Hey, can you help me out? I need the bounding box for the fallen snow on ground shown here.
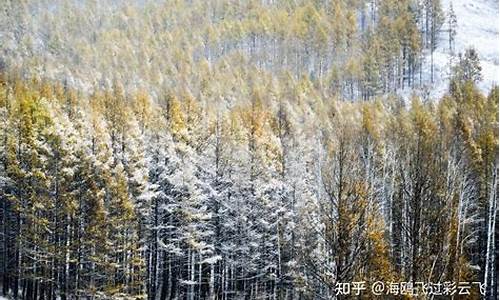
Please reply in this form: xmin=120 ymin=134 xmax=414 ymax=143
xmin=406 ymin=0 xmax=499 ymax=99
xmin=444 ymin=0 xmax=498 ymax=90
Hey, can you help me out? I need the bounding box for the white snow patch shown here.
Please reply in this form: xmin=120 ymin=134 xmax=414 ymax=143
xmin=444 ymin=0 xmax=498 ymax=91
xmin=404 ymin=0 xmax=499 ymax=99
xmin=202 ymin=255 xmax=222 ymax=264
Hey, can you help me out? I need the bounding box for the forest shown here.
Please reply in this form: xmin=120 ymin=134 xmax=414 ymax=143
xmin=0 ymin=0 xmax=498 ymax=299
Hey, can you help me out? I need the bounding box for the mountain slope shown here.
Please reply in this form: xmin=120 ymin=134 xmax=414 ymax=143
xmin=430 ymin=0 xmax=498 ymax=96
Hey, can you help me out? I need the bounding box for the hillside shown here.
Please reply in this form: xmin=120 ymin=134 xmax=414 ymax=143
xmin=421 ymin=0 xmax=499 ymax=97
xmin=1 ymin=0 xmax=496 ymax=102
xmin=0 ymin=0 xmax=497 ymax=102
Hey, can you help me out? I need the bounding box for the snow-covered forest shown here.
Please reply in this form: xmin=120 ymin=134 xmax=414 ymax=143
xmin=0 ymin=0 xmax=498 ymax=299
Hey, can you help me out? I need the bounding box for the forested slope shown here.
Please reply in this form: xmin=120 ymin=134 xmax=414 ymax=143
xmin=0 ymin=0 xmax=463 ymax=100
xmin=0 ymin=0 xmax=498 ymax=299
